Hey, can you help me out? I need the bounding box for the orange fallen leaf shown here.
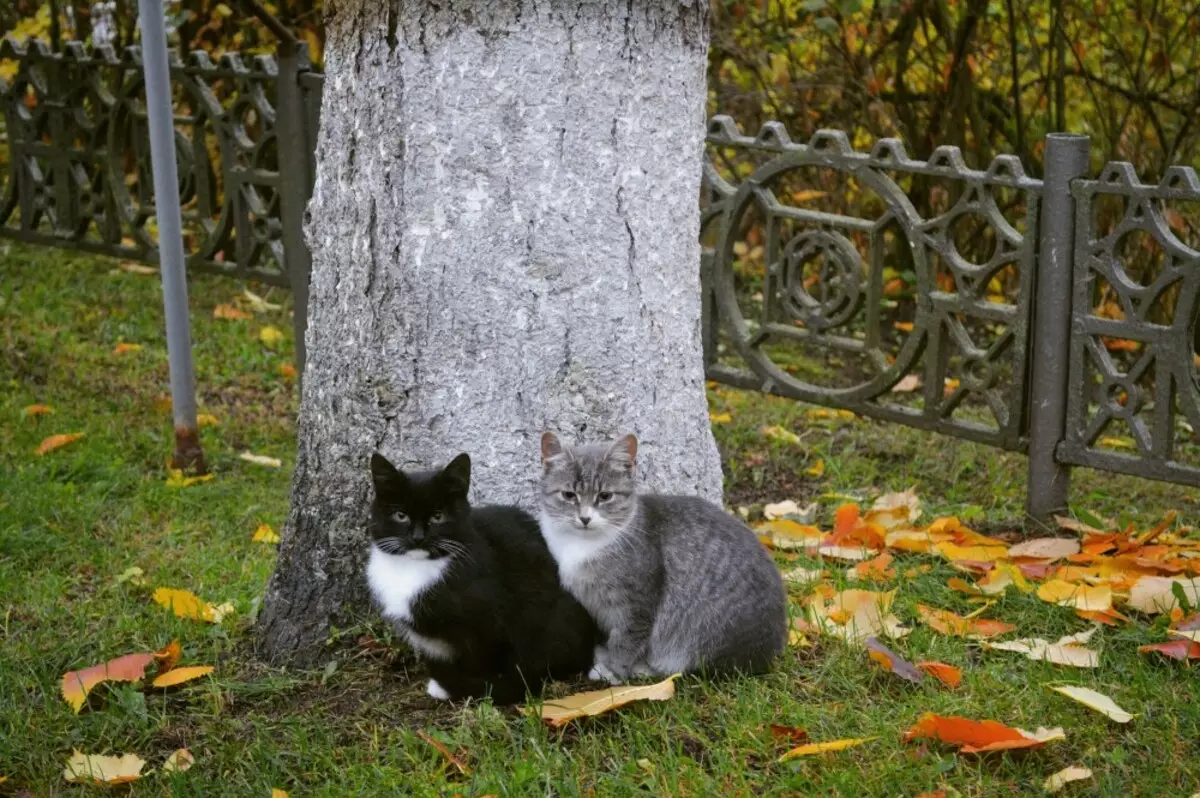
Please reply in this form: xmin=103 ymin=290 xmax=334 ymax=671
xmin=61 ymin=653 xmax=156 ymax=713
xmin=537 ymin=674 xmax=678 ymax=727
xmin=779 ymin=737 xmax=875 ymax=760
xmin=62 ymin=751 xmax=146 ymax=784
xmin=113 ymin=342 xmax=143 ymax=355
xmin=154 ymin=640 xmax=182 ymax=671
xmin=36 ymin=433 xmax=84 ymax=455
xmin=916 ymin=604 xmax=1016 ymax=639
xmin=916 ymin=661 xmax=962 ymax=688
xmin=416 ymin=729 xmax=471 ymax=775
xmin=850 ymin=552 xmax=896 ymax=582
xmin=152 ymin=665 xmax=214 ymax=688
xmin=23 ymin=404 xmax=54 ymax=417
xmin=757 ymin=519 xmax=823 ymax=550
xmin=1076 ymin=608 xmax=1130 ymax=626
xmin=279 ymin=363 xmax=298 ymax=381
xmin=894 ymin=321 xmax=915 ymax=333
xmin=865 ymin=637 xmax=924 ymax=683
xmin=213 ymin=303 xmax=252 ymax=320
xmin=903 ymin=713 xmax=1065 ymax=754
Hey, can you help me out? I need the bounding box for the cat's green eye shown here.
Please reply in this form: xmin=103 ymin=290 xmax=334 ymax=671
xmin=430 ymin=512 xmax=446 ymax=524
xmin=597 ymin=491 xmax=613 ymax=502
xmin=560 ymin=491 xmax=577 ymax=502
xmin=390 ymin=511 xmax=409 ymax=523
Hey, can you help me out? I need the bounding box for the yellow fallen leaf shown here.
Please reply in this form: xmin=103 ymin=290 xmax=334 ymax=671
xmin=805 ymin=459 xmax=825 ymax=477
xmin=152 ymin=588 xmax=232 ymax=624
xmin=119 ymin=261 xmax=157 ymax=275
xmin=166 ymin=469 xmax=215 ymax=488
xmin=709 ymin=412 xmax=732 ymax=424
xmin=763 ymin=500 xmax=815 ymax=521
xmin=1127 ymin=576 xmax=1200 ymax=615
xmin=1044 ymin=765 xmax=1093 ymax=792
xmin=1008 ymin=537 xmax=1080 ymax=560
xmin=113 ymin=342 xmax=143 ymax=355
xmin=779 ymin=737 xmax=875 ymax=760
xmin=196 ymin=413 xmax=220 ymax=428
xmin=934 ymin=541 xmax=1009 ymax=562
xmin=761 ymin=425 xmax=800 ymax=445
xmin=1036 ymin=580 xmax=1113 ymax=611
xmin=35 ymin=433 xmax=84 ymax=455
xmin=272 ymin=790 xmax=289 ymax=798
xmin=116 ymin=566 xmax=146 ymax=586
xmin=23 ymin=404 xmax=54 ymax=417
xmin=62 ymin=751 xmax=146 ymax=784
xmin=757 ymin=519 xmax=822 ymax=550
xmin=244 ymin=289 xmax=282 ymax=311
xmin=537 ymin=674 xmax=678 ymax=727
xmin=808 ymin=589 xmax=908 ymax=644
xmin=240 ymin=451 xmax=283 ymax=468
xmin=783 ymin=566 xmax=826 ymax=584
xmin=1049 ymin=685 xmax=1133 ymax=723
xmin=259 ymin=326 xmax=285 ymax=346
xmin=162 ymin=748 xmax=194 ymax=773
xmin=152 ymin=665 xmax=214 ymax=688
xmin=252 ymin=523 xmax=281 ymax=544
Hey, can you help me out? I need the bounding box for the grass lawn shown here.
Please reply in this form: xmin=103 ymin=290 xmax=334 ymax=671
xmin=1 ymin=240 xmax=1197 ymax=796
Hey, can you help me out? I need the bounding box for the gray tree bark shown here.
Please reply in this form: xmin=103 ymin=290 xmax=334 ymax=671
xmin=257 ymin=0 xmax=722 ymax=664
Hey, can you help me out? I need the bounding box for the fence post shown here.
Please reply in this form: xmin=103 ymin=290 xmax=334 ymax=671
xmin=136 ymin=0 xmax=206 ymax=472
xmin=1025 ymin=133 xmax=1090 ymax=527
xmin=274 ymin=41 xmax=315 ymax=385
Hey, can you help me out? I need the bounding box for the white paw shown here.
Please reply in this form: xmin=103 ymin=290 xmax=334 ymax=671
xmin=587 ymin=662 xmax=622 ymax=685
xmin=426 ymin=679 xmax=450 ymax=700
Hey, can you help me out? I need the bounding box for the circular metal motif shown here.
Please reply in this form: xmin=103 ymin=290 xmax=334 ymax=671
xmin=777 ymin=229 xmax=863 ymax=332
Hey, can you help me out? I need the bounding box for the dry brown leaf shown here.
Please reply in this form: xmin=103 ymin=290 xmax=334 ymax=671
xmin=538 ymin=674 xmax=678 ymax=727
xmin=35 ymin=433 xmax=84 ymax=455
xmin=62 ymin=751 xmax=146 ymax=784
xmin=416 ymin=729 xmax=471 ymax=775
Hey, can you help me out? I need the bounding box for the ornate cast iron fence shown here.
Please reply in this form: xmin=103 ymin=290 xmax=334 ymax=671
xmin=2 ymin=37 xmax=1197 ymax=520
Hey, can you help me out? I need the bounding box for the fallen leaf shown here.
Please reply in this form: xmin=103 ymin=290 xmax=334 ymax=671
xmin=1044 ymin=765 xmax=1093 ymax=793
xmin=916 ymin=661 xmax=962 ymax=688
xmin=538 ymin=674 xmax=678 ymax=727
xmin=154 ymin=640 xmax=182 ymax=671
xmin=782 ymin=566 xmax=826 ymax=584
xmin=865 ymin=637 xmax=924 ymax=683
xmin=779 ymin=737 xmax=875 ymax=760
xmin=23 ymin=404 xmax=53 ymax=417
xmin=867 ymin=488 xmax=922 ymax=525
xmin=243 ymin=289 xmax=282 ymax=311
xmin=903 ymin=713 xmax=1065 ymax=754
xmin=272 ymin=790 xmax=289 ymax=798
xmin=62 ymin=751 xmax=146 ymax=784
xmin=165 ymin=469 xmax=214 ymax=488
xmin=935 ymin=541 xmax=1009 ymax=563
xmin=769 ymin=724 xmax=809 ymax=743
xmin=891 ymin=374 xmax=921 ymax=393
xmin=849 ymin=552 xmax=896 ymax=582
xmin=279 ymin=363 xmax=298 ymax=381
xmin=986 ymin=629 xmax=1099 ymax=668
xmin=916 ymin=604 xmax=1016 ymax=639
xmin=416 ymin=729 xmax=471 ymax=775
xmin=152 ymin=588 xmax=232 ymax=624
xmin=240 ymin=451 xmax=283 ymax=468
xmin=152 ymin=665 xmax=214 ymax=688
xmin=757 ymin=519 xmax=823 ymax=550
xmin=805 ymin=458 xmax=825 ymax=477
xmin=808 ymin=589 xmax=908 ymax=644
xmin=1138 ymin=639 xmax=1200 ymax=661
xmin=196 ymin=413 xmax=220 ymax=428
xmin=1076 ymin=608 xmax=1130 ymax=626
xmin=252 ymin=524 xmax=281 ymax=544
xmin=1049 ymin=685 xmax=1133 ymax=723
xmin=116 ymin=566 xmax=146 ymax=587
xmin=35 ymin=433 xmax=84 ymax=455
xmin=213 ymin=303 xmax=252 ymax=320
xmin=61 ymin=653 xmax=155 ymax=713
xmin=764 ymin=500 xmax=813 ymax=521
xmin=1126 ymin=576 xmax=1200 ymax=614
xmin=1008 ymin=537 xmax=1080 ymax=560
xmin=1036 ymin=580 xmax=1113 ymax=611
xmin=805 ymin=407 xmax=857 ymax=421
xmin=119 ymin=261 xmax=157 ymax=275
xmin=113 ymin=342 xmax=143 ymax=355
xmin=761 ymin=425 xmax=800 ymax=445
xmin=259 ymin=326 xmax=285 ymax=347
xmin=162 ymin=748 xmax=194 ymax=773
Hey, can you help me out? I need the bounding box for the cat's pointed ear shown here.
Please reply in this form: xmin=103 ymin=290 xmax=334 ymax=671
xmin=370 ymin=452 xmax=406 ymax=493
xmin=606 ymin=434 xmax=638 ymax=471
xmin=440 ymin=453 xmax=471 ymax=496
xmin=541 ymin=432 xmax=566 ymax=468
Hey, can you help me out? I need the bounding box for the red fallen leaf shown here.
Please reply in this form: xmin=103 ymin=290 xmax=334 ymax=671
xmin=903 ymin=713 xmax=1065 ymax=754
xmin=916 ymin=661 xmax=963 ymax=688
xmin=769 ymin=724 xmax=809 ymax=744
xmin=1138 ymin=639 xmax=1200 ymax=661
xmin=948 ymin=559 xmax=996 ymax=574
xmin=1177 ymin=614 xmax=1200 ymax=632
xmin=1017 ymin=561 xmax=1056 ymax=580
xmin=865 ymin=637 xmax=924 ymax=684
xmin=62 ymin=653 xmax=155 ymax=713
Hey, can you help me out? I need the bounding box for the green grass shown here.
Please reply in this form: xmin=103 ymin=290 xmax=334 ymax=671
xmin=1 ymin=240 xmax=1197 ymax=796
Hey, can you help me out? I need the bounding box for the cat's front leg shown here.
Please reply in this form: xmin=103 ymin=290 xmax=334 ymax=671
xmin=589 ymin=634 xmax=647 ymax=684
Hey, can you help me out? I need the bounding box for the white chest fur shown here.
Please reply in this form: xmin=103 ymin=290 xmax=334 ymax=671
xmin=366 ymin=547 xmax=455 ymax=661
xmin=538 ymin=513 xmax=618 ymax=586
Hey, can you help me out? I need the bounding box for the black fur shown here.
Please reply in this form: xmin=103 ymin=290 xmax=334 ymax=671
xmin=368 ymin=452 xmax=599 ymax=704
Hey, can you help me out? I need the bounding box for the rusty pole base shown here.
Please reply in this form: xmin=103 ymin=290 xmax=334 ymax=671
xmin=171 ymin=425 xmax=208 ymax=474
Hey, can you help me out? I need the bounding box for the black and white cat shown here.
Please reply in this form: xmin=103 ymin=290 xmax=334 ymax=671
xmin=366 ymin=451 xmax=599 ymax=703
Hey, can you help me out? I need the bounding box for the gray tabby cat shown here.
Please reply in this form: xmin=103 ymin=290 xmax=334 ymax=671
xmin=537 ymin=432 xmax=787 ymax=683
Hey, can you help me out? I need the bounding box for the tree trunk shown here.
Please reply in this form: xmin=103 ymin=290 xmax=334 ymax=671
xmin=257 ymin=0 xmax=722 ymax=664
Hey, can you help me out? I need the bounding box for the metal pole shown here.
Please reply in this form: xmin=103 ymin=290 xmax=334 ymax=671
xmin=137 ymin=0 xmax=206 ymax=472
xmin=1025 ymin=132 xmax=1089 ymax=527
